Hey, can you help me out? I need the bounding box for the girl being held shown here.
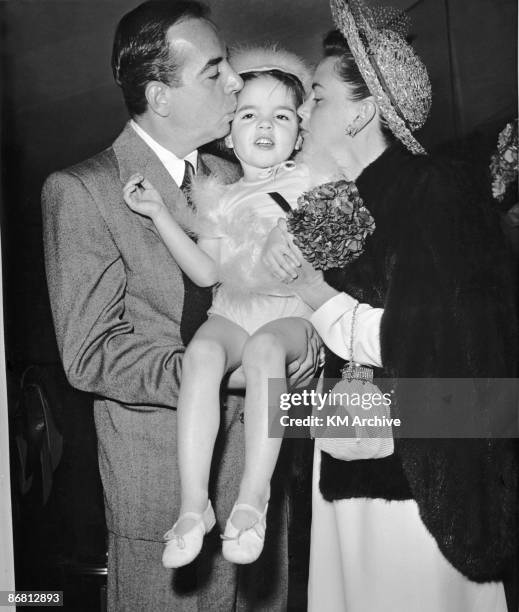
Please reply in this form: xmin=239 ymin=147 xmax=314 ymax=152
xmin=124 ymin=48 xmax=317 ymax=567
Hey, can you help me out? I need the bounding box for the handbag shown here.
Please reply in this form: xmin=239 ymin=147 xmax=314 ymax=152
xmin=311 ymin=302 xmax=394 ymax=460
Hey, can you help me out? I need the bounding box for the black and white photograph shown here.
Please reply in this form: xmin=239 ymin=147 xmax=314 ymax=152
xmin=0 ymin=1 xmax=517 ymax=610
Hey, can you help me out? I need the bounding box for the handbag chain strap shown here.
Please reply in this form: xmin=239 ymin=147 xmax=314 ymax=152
xmin=341 ymin=301 xmax=374 ymax=383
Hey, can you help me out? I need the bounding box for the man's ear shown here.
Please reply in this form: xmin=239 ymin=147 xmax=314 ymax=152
xmin=144 ymin=81 xmax=170 ymax=117
xmin=224 ymin=134 xmax=234 ymax=149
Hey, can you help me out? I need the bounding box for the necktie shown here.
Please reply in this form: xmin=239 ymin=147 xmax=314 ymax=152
xmin=179 ymin=158 xmax=213 ymax=345
xmin=180 ymin=160 xmax=195 ymax=202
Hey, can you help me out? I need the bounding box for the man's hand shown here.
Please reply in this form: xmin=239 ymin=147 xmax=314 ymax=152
xmin=226 ymin=321 xmax=323 ymax=391
xmin=286 ymin=320 xmax=323 ymax=389
xmin=123 ymin=173 xmax=167 ymax=220
xmin=261 ymin=219 xmax=302 ymax=281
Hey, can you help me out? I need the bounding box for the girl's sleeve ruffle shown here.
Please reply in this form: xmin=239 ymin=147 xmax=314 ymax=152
xmin=186 ymin=175 xmax=231 ymax=238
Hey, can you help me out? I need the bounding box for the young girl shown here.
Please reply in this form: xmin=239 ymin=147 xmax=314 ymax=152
xmin=123 ymin=48 xmax=314 ymax=567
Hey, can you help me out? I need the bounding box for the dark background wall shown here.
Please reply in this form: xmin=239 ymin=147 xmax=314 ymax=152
xmin=0 ymin=0 xmax=517 ymax=369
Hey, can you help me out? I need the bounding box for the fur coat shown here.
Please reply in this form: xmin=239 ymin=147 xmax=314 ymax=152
xmin=320 ymin=143 xmax=518 ymax=583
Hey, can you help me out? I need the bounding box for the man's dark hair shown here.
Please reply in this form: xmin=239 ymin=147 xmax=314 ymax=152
xmin=112 ymin=1 xmax=210 ymax=116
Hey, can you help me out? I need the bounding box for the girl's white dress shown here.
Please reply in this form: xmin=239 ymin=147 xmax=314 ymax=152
xmin=192 ymin=162 xmax=313 ymax=334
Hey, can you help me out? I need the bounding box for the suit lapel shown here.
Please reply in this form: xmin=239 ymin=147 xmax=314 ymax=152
xmin=113 ymin=123 xmax=190 ymax=236
xmin=199 ymin=151 xmax=241 ymax=184
xmin=112 ymin=125 xmax=233 ymax=345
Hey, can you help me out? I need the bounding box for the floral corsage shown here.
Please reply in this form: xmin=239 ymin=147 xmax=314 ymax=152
xmin=286 ymin=180 xmax=375 ymax=270
xmin=490 ymin=119 xmax=518 ymax=204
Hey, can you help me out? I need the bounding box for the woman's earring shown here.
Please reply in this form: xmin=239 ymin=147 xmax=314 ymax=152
xmin=345 ymin=123 xmax=359 ymax=137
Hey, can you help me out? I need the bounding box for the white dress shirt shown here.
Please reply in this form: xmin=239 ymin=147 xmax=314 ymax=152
xmin=310 ymin=292 xmax=383 ymax=367
xmin=130 ymin=119 xmax=198 ymax=187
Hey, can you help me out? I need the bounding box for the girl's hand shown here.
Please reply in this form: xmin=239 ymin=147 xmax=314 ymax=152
xmin=262 ymin=219 xmax=302 ymax=281
xmin=123 ymin=173 xmax=166 ymax=220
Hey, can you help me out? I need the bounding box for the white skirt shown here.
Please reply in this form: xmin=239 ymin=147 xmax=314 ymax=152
xmin=308 ymin=446 xmax=507 ymax=612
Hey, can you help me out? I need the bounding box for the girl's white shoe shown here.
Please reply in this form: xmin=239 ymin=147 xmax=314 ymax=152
xmin=221 ymin=502 xmax=268 ymax=564
xmin=162 ymin=501 xmax=216 ymax=568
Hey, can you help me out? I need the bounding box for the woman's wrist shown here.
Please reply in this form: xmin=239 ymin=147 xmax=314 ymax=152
xmin=296 ymin=278 xmax=339 ymax=310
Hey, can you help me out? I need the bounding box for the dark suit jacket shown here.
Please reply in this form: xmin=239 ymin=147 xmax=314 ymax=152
xmin=42 ymin=123 xmax=240 ymax=539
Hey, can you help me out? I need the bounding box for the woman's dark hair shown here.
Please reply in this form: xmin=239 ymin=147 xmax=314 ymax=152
xmin=240 ymin=69 xmax=306 ymax=109
xmin=323 ymin=30 xmax=394 ymax=142
xmin=112 ymin=1 xmax=210 ymax=117
xmin=323 ymin=30 xmax=371 ymax=101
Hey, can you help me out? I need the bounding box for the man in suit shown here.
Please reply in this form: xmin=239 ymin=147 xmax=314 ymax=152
xmin=42 ymin=2 xmax=319 ymax=610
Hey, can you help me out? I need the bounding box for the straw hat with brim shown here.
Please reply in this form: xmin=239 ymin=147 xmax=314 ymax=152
xmin=330 ymin=0 xmax=432 ymax=155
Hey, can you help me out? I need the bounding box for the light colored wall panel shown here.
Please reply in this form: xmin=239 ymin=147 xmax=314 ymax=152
xmin=0 ymin=235 xmax=15 ymax=610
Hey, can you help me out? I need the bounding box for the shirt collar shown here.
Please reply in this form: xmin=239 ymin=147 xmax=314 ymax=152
xmin=130 ymin=119 xmax=198 ymax=187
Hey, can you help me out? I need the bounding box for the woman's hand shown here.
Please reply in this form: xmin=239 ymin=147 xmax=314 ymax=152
xmin=289 ymin=258 xmax=340 ymax=310
xmin=261 ymin=219 xmax=302 ymax=281
xmin=290 ymin=258 xmax=324 ymax=289
xmin=263 ymin=218 xmax=340 ymax=309
xmin=123 ymin=173 xmax=167 ymax=220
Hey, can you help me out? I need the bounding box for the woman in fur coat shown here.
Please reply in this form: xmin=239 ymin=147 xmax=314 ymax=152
xmin=264 ymin=2 xmax=518 ymax=610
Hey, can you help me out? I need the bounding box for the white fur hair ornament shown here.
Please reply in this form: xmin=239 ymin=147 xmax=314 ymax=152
xmin=229 ymin=45 xmax=312 ymax=95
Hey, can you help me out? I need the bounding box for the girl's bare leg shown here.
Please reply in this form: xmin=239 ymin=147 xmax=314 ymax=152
xmin=234 ymin=317 xmax=310 ymax=529
xmin=175 ymin=315 xmax=248 ymax=534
